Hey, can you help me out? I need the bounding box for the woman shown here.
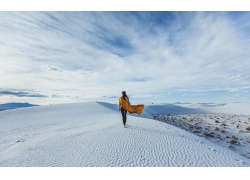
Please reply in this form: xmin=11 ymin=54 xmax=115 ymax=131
xmin=119 ymin=91 xmax=144 ymax=128
xmin=119 ymin=91 xmax=129 ymax=128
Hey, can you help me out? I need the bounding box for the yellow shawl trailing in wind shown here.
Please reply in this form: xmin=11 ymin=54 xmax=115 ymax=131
xmin=119 ymin=96 xmax=144 ymax=115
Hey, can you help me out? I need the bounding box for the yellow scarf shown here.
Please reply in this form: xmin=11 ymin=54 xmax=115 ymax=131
xmin=119 ymin=96 xmax=144 ymax=115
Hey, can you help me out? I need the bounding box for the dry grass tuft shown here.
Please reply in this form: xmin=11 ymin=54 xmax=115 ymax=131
xmin=203 ymin=132 xmax=214 ymax=137
xmin=230 ymin=139 xmax=238 ymax=144
xmin=221 ymin=129 xmax=225 ymax=133
xmin=193 ymin=130 xmax=201 ymax=134
xmin=232 ymin=135 xmax=237 ymax=139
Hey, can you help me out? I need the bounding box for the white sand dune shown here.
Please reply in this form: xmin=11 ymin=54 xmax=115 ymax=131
xmin=0 ymin=102 xmax=250 ymax=167
xmin=178 ymin=103 xmax=250 ymax=115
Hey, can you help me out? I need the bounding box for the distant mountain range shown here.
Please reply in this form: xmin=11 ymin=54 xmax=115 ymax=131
xmin=0 ymin=102 xmax=39 ymax=111
xmin=174 ymin=102 xmax=191 ymax=104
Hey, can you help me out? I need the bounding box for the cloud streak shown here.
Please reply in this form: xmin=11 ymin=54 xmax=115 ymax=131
xmin=1 ymin=12 xmax=250 ymax=104
xmin=0 ymin=90 xmax=47 ymax=98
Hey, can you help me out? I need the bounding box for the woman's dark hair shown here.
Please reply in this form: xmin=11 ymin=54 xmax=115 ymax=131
xmin=122 ymin=91 xmax=128 ymax=100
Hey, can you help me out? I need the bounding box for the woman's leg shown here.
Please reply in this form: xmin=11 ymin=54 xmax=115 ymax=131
xmin=124 ymin=109 xmax=127 ymax=125
xmin=121 ymin=108 xmax=127 ymax=126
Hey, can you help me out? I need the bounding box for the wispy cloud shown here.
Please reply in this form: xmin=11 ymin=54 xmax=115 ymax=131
xmin=1 ymin=12 xmax=250 ymax=104
xmin=228 ymin=74 xmax=250 ymax=81
xmin=0 ymin=90 xmax=47 ymax=98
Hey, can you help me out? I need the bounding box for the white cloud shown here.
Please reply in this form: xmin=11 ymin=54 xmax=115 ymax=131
xmin=228 ymin=74 xmax=250 ymax=82
xmin=1 ymin=12 xmax=250 ymax=104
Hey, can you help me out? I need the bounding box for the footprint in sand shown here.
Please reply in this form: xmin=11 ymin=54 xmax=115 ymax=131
xmin=16 ymin=139 xmax=25 ymax=143
xmin=195 ymin=140 xmax=204 ymax=144
xmin=208 ymin=147 xmax=216 ymax=151
xmin=234 ymin=159 xmax=244 ymax=164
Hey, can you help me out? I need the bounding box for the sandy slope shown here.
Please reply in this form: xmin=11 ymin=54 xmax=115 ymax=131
xmin=0 ymin=102 xmax=250 ymax=167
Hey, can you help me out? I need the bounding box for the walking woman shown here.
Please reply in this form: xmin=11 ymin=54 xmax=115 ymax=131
xmin=119 ymin=91 xmax=144 ymax=128
xmin=119 ymin=91 xmax=129 ymax=128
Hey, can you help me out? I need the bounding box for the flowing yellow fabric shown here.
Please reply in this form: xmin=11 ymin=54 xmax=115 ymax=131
xmin=119 ymin=96 xmax=144 ymax=115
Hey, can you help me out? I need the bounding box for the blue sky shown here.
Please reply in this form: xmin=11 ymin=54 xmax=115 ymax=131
xmin=0 ymin=11 xmax=250 ymax=105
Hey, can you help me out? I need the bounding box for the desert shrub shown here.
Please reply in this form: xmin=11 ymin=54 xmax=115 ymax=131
xmin=232 ymin=135 xmax=238 ymax=139
xmin=203 ymin=132 xmax=213 ymax=137
xmin=230 ymin=139 xmax=237 ymax=144
xmin=214 ymin=127 xmax=219 ymax=131
xmin=193 ymin=130 xmax=201 ymax=133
